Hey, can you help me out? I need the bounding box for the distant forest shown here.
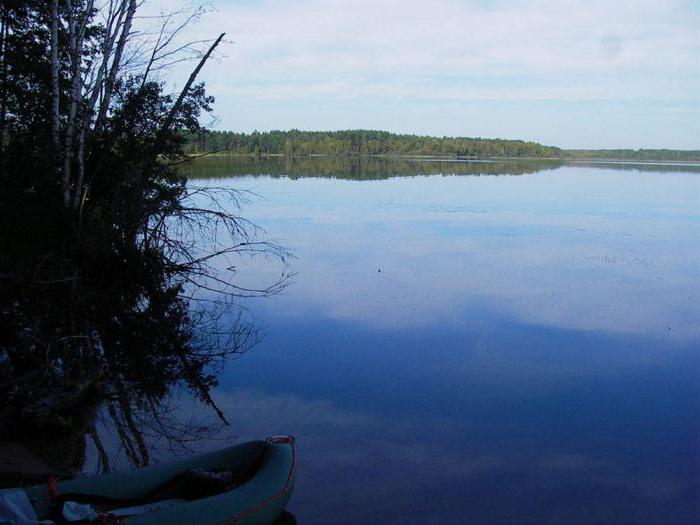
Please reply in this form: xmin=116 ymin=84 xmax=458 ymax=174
xmin=184 ymin=130 xmax=561 ymax=157
xmin=183 ymin=130 xmax=700 ymax=161
xmin=565 ymin=149 xmax=700 ymax=162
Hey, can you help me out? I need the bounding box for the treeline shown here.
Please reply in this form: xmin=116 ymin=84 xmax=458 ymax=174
xmin=566 ymin=149 xmax=700 ymax=162
xmin=184 ymin=129 xmax=562 ymax=158
xmin=184 ymin=130 xmax=700 ymax=161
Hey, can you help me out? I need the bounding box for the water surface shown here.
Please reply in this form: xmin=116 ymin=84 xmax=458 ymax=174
xmin=188 ymin=158 xmax=700 ymax=524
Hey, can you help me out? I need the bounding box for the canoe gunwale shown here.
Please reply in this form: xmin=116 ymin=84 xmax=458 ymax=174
xmin=217 ymin=436 xmax=296 ymax=525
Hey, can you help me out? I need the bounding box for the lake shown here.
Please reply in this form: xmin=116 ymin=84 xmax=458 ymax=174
xmin=184 ymin=157 xmax=700 ymax=524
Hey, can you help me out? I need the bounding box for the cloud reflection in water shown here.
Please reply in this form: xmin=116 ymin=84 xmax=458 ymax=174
xmin=191 ymin=162 xmax=699 ymax=524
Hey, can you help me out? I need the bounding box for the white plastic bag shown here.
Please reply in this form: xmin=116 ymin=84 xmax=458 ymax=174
xmin=0 ymin=489 xmax=54 ymax=525
xmin=61 ymin=501 xmax=98 ymax=522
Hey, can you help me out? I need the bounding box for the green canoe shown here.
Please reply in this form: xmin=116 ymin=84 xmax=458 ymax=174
xmin=21 ymin=436 xmax=296 ymax=525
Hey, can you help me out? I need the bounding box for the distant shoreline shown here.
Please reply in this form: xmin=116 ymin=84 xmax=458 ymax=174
xmin=187 ymin=152 xmax=700 ymax=166
xmin=184 ymin=130 xmax=700 ymax=163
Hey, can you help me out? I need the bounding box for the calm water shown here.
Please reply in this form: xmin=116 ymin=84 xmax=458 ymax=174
xmin=188 ymin=158 xmax=700 ymax=524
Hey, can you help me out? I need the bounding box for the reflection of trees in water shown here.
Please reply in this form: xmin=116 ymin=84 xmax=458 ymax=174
xmin=0 ymin=180 xmax=288 ymax=476
xmin=182 ymin=155 xmax=565 ymax=180
xmin=0 ymin=2 xmax=289 ymax=480
xmin=182 ymin=155 xmax=700 ymax=181
xmin=565 ymin=160 xmax=700 ymax=173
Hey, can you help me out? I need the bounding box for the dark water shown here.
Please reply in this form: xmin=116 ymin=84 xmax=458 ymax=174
xmin=188 ymin=158 xmax=700 ymax=524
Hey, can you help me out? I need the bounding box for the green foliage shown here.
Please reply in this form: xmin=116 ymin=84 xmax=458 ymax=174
xmin=565 ymin=149 xmax=700 ymax=162
xmin=184 ymin=130 xmax=700 ymax=162
xmin=183 ymin=129 xmax=563 ymax=158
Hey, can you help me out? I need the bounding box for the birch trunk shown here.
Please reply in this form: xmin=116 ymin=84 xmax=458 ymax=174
xmin=73 ymin=127 xmax=86 ymax=210
xmin=0 ymin=6 xmax=8 ymax=151
xmin=94 ymin=0 xmax=136 ymax=133
xmin=86 ymin=0 xmax=126 ymax=121
xmin=64 ymin=0 xmax=90 ymax=208
xmin=63 ymin=0 xmax=77 ymax=207
xmin=50 ymin=0 xmax=61 ymax=170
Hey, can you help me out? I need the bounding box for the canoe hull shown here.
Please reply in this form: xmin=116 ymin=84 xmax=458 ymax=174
xmin=22 ymin=438 xmax=295 ymax=525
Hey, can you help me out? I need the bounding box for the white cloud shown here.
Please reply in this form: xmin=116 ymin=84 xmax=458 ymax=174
xmin=137 ymin=0 xmax=700 ymax=146
xmin=152 ymin=0 xmax=700 ymax=101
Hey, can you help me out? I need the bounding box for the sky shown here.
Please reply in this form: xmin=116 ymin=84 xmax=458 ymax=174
xmin=144 ymin=0 xmax=700 ymax=149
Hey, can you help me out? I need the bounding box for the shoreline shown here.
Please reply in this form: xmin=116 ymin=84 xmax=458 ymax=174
xmin=186 ymin=152 xmax=700 ymax=166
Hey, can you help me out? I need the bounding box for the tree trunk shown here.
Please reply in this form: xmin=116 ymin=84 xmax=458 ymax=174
xmin=0 ymin=4 xmax=8 ymax=152
xmin=86 ymin=1 xmax=125 ymax=118
xmin=94 ymin=0 xmax=136 ymax=133
xmin=73 ymin=126 xmax=86 ymax=210
xmin=63 ymin=0 xmax=77 ymax=207
xmin=50 ymin=0 xmax=61 ymax=170
xmin=64 ymin=0 xmax=90 ymax=208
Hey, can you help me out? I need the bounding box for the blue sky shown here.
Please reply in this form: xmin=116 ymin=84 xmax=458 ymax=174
xmin=147 ymin=0 xmax=700 ymax=149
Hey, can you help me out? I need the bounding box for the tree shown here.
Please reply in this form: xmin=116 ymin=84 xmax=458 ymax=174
xmin=0 ymin=0 xmax=289 ymax=472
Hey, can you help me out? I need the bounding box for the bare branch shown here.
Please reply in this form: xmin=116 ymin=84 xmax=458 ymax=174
xmin=160 ymin=32 xmax=224 ymax=135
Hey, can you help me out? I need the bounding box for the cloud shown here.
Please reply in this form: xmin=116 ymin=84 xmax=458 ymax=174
xmin=149 ymin=0 xmax=700 ymax=102
xmin=137 ymin=0 xmax=700 ymax=147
